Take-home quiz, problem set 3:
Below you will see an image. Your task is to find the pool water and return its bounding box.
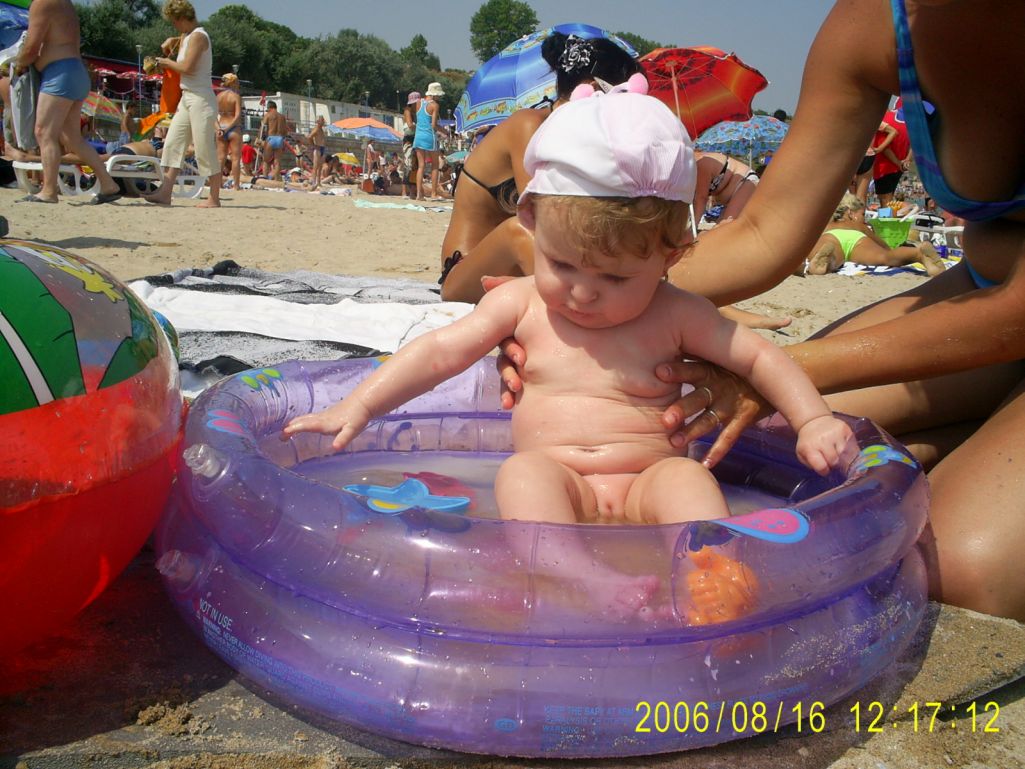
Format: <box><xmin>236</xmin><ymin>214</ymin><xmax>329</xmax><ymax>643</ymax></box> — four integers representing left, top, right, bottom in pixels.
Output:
<box><xmin>294</xmin><ymin>450</ymin><xmax>786</xmax><ymax>520</ymax></box>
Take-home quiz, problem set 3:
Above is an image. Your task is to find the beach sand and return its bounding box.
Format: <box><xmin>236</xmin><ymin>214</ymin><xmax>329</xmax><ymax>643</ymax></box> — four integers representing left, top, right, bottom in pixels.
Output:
<box><xmin>2</xmin><ymin>183</ymin><xmax>918</xmax><ymax>338</ymax></box>
<box><xmin>1</xmin><ymin>183</ymin><xmax>1023</xmax><ymax>768</ymax></box>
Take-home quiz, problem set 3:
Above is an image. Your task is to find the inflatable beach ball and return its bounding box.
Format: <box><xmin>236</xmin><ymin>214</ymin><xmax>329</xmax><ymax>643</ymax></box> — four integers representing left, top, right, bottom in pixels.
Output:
<box><xmin>0</xmin><ymin>240</ymin><xmax>183</xmax><ymax>656</ymax></box>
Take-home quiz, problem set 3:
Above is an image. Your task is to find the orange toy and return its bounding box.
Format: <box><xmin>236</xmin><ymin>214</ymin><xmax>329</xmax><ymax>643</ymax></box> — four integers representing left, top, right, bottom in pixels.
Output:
<box><xmin>0</xmin><ymin>240</ymin><xmax>183</xmax><ymax>656</ymax></box>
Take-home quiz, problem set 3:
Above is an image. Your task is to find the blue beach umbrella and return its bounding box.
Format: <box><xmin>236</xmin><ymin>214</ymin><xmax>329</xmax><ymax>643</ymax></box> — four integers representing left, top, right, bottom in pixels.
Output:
<box><xmin>696</xmin><ymin>114</ymin><xmax>788</xmax><ymax>164</ymax></box>
<box><xmin>454</xmin><ymin>23</ymin><xmax>637</xmax><ymax>134</ymax></box>
<box><xmin>0</xmin><ymin>0</ymin><xmax>30</xmax><ymax>49</ymax></box>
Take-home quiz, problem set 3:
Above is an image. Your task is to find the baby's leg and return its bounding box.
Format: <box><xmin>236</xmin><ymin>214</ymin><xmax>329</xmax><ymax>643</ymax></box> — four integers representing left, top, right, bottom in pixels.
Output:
<box><xmin>495</xmin><ymin>452</ymin><xmax>660</xmax><ymax>617</ymax></box>
<box><xmin>627</xmin><ymin>458</ymin><xmax>758</xmax><ymax>625</ymax></box>
<box><xmin>625</xmin><ymin>457</ymin><xmax>729</xmax><ymax>524</ymax></box>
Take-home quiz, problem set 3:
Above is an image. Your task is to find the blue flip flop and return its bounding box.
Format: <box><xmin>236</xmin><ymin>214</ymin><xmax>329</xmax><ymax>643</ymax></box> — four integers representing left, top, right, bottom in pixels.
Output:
<box><xmin>17</xmin><ymin>194</ymin><xmax>57</xmax><ymax>204</ymax></box>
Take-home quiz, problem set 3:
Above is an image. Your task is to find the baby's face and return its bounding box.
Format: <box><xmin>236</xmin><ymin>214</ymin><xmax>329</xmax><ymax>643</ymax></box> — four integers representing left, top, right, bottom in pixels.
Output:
<box><xmin>530</xmin><ymin>207</ymin><xmax>669</xmax><ymax>329</ymax></box>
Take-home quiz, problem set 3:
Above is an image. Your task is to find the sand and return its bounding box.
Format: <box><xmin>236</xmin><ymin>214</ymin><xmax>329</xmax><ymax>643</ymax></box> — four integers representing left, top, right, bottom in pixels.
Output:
<box><xmin>1</xmin><ymin>182</ymin><xmax>920</xmax><ymax>339</ymax></box>
<box><xmin>1</xmin><ymin>182</ymin><xmax>1023</xmax><ymax>769</ymax></box>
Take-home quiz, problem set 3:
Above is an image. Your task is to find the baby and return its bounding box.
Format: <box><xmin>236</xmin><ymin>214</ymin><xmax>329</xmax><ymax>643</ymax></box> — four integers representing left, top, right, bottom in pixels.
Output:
<box><xmin>285</xmin><ymin>80</ymin><xmax>853</xmax><ymax>620</ymax></box>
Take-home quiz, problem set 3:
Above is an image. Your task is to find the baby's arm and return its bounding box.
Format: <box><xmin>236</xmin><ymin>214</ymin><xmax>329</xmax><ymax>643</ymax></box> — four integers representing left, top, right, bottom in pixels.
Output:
<box><xmin>284</xmin><ymin>280</ymin><xmax>529</xmax><ymax>450</ymax></box>
<box><xmin>673</xmin><ymin>292</ymin><xmax>852</xmax><ymax>474</ymax></box>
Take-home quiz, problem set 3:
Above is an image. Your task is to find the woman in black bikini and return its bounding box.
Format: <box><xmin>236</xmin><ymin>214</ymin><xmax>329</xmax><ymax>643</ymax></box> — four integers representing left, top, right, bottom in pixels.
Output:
<box><xmin>439</xmin><ymin>33</ymin><xmax>639</xmax><ymax>303</ymax></box>
<box><xmin>691</xmin><ymin>152</ymin><xmax>762</xmax><ymax>228</ymax></box>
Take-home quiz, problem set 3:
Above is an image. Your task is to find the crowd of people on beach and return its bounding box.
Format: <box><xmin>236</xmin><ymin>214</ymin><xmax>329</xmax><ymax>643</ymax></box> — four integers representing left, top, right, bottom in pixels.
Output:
<box><xmin>2</xmin><ymin>0</ymin><xmax>1023</xmax><ymax>626</ymax></box>
<box><xmin>0</xmin><ymin>0</ymin><xmax>460</xmax><ymax>205</ymax></box>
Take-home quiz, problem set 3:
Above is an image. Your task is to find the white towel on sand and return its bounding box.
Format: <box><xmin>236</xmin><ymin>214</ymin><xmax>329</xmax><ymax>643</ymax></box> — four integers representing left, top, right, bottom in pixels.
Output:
<box><xmin>131</xmin><ymin>282</ymin><xmax>473</xmax><ymax>353</ymax></box>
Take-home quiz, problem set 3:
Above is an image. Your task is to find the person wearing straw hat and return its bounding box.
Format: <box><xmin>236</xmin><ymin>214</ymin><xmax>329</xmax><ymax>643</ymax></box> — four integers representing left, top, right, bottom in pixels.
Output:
<box><xmin>412</xmin><ymin>81</ymin><xmax>444</xmax><ymax>200</ymax></box>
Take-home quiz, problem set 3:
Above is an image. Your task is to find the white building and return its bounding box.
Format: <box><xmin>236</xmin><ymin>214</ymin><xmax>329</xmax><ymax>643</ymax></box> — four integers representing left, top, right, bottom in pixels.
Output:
<box><xmin>240</xmin><ymin>92</ymin><xmax>403</xmax><ymax>135</ymax></box>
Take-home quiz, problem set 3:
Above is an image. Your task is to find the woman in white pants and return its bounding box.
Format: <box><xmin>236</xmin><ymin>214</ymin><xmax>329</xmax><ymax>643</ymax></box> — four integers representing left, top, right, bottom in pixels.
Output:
<box><xmin>145</xmin><ymin>0</ymin><xmax>222</xmax><ymax>207</ymax></box>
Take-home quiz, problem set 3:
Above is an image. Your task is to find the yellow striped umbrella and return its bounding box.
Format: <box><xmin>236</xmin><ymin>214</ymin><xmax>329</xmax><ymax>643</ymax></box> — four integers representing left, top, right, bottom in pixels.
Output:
<box><xmin>81</xmin><ymin>91</ymin><xmax>123</xmax><ymax>123</ymax></box>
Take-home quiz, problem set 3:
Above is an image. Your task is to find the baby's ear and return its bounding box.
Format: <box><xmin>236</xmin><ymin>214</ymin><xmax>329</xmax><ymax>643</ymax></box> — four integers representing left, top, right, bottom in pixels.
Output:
<box><xmin>570</xmin><ymin>83</ymin><xmax>596</xmax><ymax>101</ymax></box>
<box><xmin>517</xmin><ymin>198</ymin><xmax>536</xmax><ymax>232</ymax></box>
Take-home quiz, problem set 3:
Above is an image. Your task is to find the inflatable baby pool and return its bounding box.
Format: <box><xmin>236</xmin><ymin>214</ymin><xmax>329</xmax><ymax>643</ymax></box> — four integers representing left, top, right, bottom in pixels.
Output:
<box><xmin>156</xmin><ymin>357</ymin><xmax>927</xmax><ymax>757</ymax></box>
<box><xmin>0</xmin><ymin>240</ymin><xmax>182</xmax><ymax>656</ymax></box>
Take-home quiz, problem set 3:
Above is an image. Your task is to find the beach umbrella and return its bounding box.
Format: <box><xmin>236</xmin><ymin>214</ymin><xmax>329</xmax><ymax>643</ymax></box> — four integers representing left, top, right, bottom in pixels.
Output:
<box><xmin>334</xmin><ymin>151</ymin><xmax>360</xmax><ymax>166</ymax></box>
<box><xmin>81</xmin><ymin>91</ymin><xmax>123</xmax><ymax>124</ymax></box>
<box><xmin>454</xmin><ymin>23</ymin><xmax>637</xmax><ymax>134</ymax></box>
<box><xmin>0</xmin><ymin>0</ymin><xmax>29</xmax><ymax>49</ymax></box>
<box><xmin>640</xmin><ymin>47</ymin><xmax>768</xmax><ymax>141</ymax></box>
<box><xmin>696</xmin><ymin>114</ymin><xmax>788</xmax><ymax>165</ymax></box>
<box><xmin>332</xmin><ymin>117</ymin><xmax>401</xmax><ymax>141</ymax></box>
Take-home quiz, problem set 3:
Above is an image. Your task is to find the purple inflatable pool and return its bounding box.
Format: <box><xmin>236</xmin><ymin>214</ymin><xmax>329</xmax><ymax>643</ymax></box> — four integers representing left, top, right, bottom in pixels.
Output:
<box><xmin>156</xmin><ymin>357</ymin><xmax>928</xmax><ymax>757</ymax></box>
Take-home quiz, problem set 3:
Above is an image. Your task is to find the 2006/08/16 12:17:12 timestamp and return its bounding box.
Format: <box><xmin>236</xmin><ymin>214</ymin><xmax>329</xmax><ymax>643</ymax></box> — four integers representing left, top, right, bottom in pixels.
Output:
<box><xmin>634</xmin><ymin>700</ymin><xmax>1001</xmax><ymax>735</ymax></box>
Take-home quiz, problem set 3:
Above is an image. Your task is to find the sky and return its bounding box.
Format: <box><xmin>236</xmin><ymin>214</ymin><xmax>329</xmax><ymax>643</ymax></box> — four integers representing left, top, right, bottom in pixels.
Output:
<box><xmin>188</xmin><ymin>1</ymin><xmax>831</xmax><ymax>113</ymax></box>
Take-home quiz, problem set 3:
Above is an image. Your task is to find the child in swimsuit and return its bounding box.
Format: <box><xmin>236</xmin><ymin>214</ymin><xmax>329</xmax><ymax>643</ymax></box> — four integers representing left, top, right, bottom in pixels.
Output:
<box><xmin>285</xmin><ymin>83</ymin><xmax>853</xmax><ymax>622</ymax></box>
<box><xmin>805</xmin><ymin>192</ymin><xmax>945</xmax><ymax>276</ymax></box>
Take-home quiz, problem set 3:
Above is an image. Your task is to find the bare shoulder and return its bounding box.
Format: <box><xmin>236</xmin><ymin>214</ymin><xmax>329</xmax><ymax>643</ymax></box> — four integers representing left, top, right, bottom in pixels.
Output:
<box><xmin>653</xmin><ymin>280</ymin><xmax>717</xmax><ymax>319</ymax></box>
<box><xmin>812</xmin><ymin>0</ymin><xmax>899</xmax><ymax>95</ymax></box>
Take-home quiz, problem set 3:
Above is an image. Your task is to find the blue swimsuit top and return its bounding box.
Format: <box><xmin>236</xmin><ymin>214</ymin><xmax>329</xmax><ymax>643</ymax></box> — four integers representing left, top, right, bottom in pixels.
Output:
<box><xmin>891</xmin><ymin>0</ymin><xmax>1025</xmax><ymax>221</ymax></box>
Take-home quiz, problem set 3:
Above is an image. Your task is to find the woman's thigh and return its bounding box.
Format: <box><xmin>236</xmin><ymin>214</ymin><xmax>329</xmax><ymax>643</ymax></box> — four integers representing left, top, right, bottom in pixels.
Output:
<box><xmin>846</xmin><ymin>236</ymin><xmax>891</xmax><ymax>266</ymax></box>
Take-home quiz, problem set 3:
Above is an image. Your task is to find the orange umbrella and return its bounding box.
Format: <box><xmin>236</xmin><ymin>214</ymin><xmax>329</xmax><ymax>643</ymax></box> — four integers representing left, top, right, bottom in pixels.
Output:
<box><xmin>331</xmin><ymin>117</ymin><xmax>401</xmax><ymax>139</ymax></box>
<box><xmin>640</xmin><ymin>47</ymin><xmax>768</xmax><ymax>140</ymax></box>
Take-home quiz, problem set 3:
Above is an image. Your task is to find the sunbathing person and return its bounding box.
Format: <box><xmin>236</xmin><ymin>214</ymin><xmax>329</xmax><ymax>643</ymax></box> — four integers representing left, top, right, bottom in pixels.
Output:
<box><xmin>691</xmin><ymin>152</ymin><xmax>761</xmax><ymax>227</ymax></box>
<box><xmin>805</xmin><ymin>192</ymin><xmax>945</xmax><ymax>276</ymax></box>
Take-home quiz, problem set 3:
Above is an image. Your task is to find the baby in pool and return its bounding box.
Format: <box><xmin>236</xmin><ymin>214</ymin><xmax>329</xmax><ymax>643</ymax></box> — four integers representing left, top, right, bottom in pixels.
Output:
<box><xmin>285</xmin><ymin>78</ymin><xmax>853</xmax><ymax>621</ymax></box>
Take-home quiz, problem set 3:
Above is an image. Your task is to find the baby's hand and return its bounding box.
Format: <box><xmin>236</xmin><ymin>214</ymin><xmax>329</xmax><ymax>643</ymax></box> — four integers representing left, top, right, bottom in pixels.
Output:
<box><xmin>282</xmin><ymin>398</ymin><xmax>373</xmax><ymax>452</ymax></box>
<box><xmin>795</xmin><ymin>415</ymin><xmax>854</xmax><ymax>476</ymax></box>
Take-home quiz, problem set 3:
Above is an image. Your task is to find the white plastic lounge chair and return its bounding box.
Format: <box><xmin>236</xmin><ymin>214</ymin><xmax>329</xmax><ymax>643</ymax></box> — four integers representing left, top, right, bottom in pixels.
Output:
<box><xmin>13</xmin><ymin>160</ymin><xmax>93</xmax><ymax>196</ymax></box>
<box><xmin>910</xmin><ymin>211</ymin><xmax>964</xmax><ymax>249</ymax></box>
<box><xmin>104</xmin><ymin>154</ymin><xmax>207</xmax><ymax>199</ymax></box>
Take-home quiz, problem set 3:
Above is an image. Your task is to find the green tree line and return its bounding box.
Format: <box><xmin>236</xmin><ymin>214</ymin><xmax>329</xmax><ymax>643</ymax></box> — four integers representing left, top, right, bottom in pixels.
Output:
<box><xmin>77</xmin><ymin>0</ymin><xmax>787</xmax><ymax>118</ymax></box>
<box><xmin>77</xmin><ymin>0</ymin><xmax>469</xmax><ymax>114</ymax></box>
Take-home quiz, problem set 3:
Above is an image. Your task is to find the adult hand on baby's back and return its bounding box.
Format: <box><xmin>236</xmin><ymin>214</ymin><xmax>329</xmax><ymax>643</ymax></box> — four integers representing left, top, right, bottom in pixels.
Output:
<box><xmin>656</xmin><ymin>360</ymin><xmax>769</xmax><ymax>468</ymax></box>
<box><xmin>282</xmin><ymin>399</ymin><xmax>373</xmax><ymax>452</ymax></box>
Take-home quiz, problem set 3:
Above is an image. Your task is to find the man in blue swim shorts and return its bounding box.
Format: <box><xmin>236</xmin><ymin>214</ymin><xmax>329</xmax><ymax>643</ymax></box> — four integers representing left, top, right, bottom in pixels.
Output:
<box><xmin>260</xmin><ymin>101</ymin><xmax>289</xmax><ymax>181</ymax></box>
<box><xmin>14</xmin><ymin>0</ymin><xmax>121</xmax><ymax>204</ymax></box>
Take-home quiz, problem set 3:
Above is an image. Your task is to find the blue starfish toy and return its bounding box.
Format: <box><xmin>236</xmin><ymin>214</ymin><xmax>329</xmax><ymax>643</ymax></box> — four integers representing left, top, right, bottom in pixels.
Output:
<box><xmin>343</xmin><ymin>478</ymin><xmax>471</xmax><ymax>515</ymax></box>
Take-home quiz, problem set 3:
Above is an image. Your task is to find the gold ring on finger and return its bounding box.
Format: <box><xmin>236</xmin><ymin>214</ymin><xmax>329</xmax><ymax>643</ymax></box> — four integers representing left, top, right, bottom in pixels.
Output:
<box><xmin>697</xmin><ymin>386</ymin><xmax>714</xmax><ymax>408</ymax></box>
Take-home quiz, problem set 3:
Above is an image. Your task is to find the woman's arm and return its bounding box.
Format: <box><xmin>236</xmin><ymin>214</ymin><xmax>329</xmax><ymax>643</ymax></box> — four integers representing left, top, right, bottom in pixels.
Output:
<box><xmin>794</xmin><ymin>248</ymin><xmax>1025</xmax><ymax>394</ymax></box>
<box><xmin>158</xmin><ymin>30</ymin><xmax>206</xmax><ymax>76</ymax></box>
<box><xmin>667</xmin><ymin>0</ymin><xmax>895</xmax><ymax>306</ymax></box>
